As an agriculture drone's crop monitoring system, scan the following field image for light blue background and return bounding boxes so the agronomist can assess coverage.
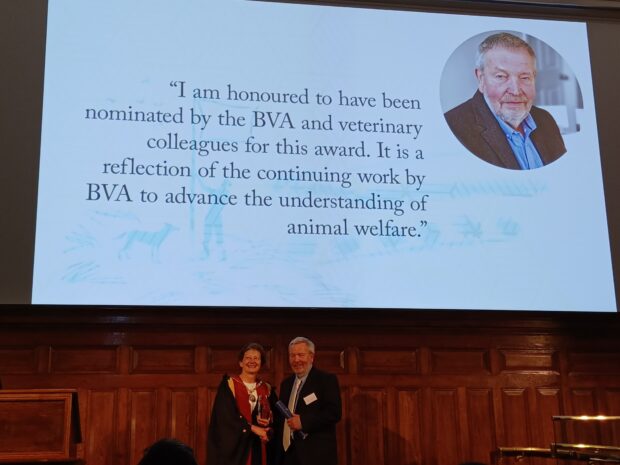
[33,0,615,311]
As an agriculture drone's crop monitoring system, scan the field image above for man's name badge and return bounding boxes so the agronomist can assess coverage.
[303,393,318,405]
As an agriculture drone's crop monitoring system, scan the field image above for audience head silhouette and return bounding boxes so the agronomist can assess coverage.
[137,438,197,465]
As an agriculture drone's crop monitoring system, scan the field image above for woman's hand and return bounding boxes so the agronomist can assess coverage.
[251,425,271,442]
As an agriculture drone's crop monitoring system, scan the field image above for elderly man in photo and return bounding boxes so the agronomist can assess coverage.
[277,337,342,465]
[445,32,566,169]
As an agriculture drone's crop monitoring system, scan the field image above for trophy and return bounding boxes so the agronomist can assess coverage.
[257,394,272,427]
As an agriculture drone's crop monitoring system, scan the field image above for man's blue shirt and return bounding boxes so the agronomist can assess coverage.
[493,111,544,170]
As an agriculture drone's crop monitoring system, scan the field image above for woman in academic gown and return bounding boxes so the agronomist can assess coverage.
[207,342,277,465]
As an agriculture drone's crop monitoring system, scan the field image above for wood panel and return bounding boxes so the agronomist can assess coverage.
[314,348,347,374]
[349,388,387,465]
[51,347,118,374]
[129,390,158,465]
[430,349,490,374]
[358,348,418,375]
[206,347,237,374]
[169,389,197,446]
[499,350,558,373]
[0,389,81,462]
[337,386,350,465]
[395,389,423,465]
[465,388,495,464]
[0,347,38,374]
[533,388,561,446]
[0,399,65,452]
[1,309,619,465]
[567,352,620,375]
[599,389,620,446]
[84,390,117,465]
[569,389,598,415]
[130,347,195,374]
[501,389,530,447]
[431,389,461,465]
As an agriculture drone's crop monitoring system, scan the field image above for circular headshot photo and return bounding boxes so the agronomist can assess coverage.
[441,31,583,170]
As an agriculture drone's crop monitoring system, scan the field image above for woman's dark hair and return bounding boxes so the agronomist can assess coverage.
[137,438,197,465]
[238,342,266,363]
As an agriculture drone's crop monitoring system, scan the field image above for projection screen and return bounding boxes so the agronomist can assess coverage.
[2,0,618,311]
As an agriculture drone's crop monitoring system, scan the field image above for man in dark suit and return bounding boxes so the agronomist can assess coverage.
[445,32,566,170]
[278,337,342,465]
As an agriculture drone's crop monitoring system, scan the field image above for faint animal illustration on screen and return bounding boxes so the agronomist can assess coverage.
[201,180,231,260]
[202,205,225,259]
[117,223,178,260]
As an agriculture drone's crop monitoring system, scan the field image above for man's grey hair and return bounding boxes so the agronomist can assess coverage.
[289,336,315,354]
[475,32,537,72]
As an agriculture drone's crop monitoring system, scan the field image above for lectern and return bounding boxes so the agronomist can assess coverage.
[0,389,82,464]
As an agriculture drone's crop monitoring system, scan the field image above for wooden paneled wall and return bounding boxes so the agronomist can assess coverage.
[1,308,619,465]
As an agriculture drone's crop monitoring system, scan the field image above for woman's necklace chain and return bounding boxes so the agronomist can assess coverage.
[245,381,257,402]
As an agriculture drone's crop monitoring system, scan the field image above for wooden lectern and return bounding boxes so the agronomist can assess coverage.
[0,389,82,464]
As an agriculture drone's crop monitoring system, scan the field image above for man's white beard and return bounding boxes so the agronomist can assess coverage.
[497,105,531,130]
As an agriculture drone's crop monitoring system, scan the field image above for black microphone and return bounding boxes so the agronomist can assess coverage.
[275,400,308,439]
